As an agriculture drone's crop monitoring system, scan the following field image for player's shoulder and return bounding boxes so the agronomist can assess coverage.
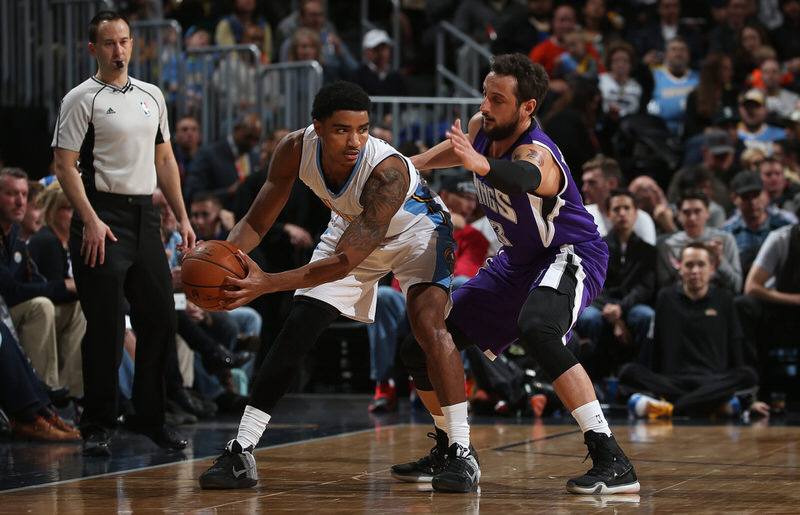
[62,77,105,104]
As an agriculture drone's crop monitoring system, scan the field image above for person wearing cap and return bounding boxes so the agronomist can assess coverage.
[783,109,800,142]
[669,129,737,214]
[737,88,787,155]
[657,190,742,293]
[351,29,407,96]
[722,170,793,274]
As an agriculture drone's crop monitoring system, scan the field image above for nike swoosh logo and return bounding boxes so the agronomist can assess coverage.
[233,466,248,478]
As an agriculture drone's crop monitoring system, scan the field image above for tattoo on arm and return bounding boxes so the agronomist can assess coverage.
[512,147,544,167]
[340,163,409,254]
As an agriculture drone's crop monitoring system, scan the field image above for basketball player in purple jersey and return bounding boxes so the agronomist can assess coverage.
[393,54,640,494]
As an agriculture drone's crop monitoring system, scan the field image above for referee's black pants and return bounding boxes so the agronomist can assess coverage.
[70,193,176,433]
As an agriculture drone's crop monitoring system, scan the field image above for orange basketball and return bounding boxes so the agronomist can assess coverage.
[181,240,246,311]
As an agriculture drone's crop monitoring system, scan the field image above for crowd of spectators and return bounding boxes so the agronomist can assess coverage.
[3,0,800,441]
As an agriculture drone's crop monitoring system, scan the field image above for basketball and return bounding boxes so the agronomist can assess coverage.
[181,240,246,311]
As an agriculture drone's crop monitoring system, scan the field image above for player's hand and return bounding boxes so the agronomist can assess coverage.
[176,218,196,252]
[446,119,490,176]
[284,223,313,248]
[220,250,272,310]
[81,215,117,267]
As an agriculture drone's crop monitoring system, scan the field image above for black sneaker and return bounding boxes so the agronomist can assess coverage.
[566,431,640,494]
[199,439,258,489]
[82,429,111,458]
[431,443,481,493]
[391,427,448,482]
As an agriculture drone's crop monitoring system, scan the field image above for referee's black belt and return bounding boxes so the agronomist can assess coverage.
[88,191,153,207]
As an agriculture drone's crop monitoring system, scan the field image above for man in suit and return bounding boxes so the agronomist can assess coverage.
[628,0,704,69]
[186,112,262,209]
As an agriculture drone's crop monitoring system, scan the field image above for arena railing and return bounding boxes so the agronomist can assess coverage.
[370,96,482,148]
[435,20,493,98]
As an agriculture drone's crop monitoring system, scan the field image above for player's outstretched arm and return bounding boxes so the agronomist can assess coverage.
[220,156,409,309]
[228,129,303,253]
[410,113,482,170]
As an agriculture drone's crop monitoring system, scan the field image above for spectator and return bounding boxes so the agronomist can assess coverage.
[737,88,788,156]
[164,26,212,115]
[770,0,800,64]
[785,109,800,142]
[581,157,657,245]
[186,112,262,209]
[452,0,523,47]
[278,0,358,80]
[529,5,604,93]
[351,29,407,96]
[215,0,273,65]
[669,130,738,214]
[575,189,656,378]
[742,222,800,398]
[619,242,768,419]
[683,53,738,140]
[722,170,794,273]
[708,0,759,56]
[628,0,704,70]
[190,192,234,241]
[0,311,81,441]
[579,0,623,58]
[543,78,608,176]
[733,23,772,88]
[773,138,800,184]
[646,37,699,138]
[274,0,338,56]
[675,166,728,227]
[759,156,800,215]
[491,0,552,55]
[629,175,678,235]
[172,116,202,190]
[0,168,85,398]
[761,58,800,117]
[213,23,267,111]
[552,29,602,82]
[284,27,341,84]
[657,190,742,292]
[19,180,44,241]
[598,41,643,121]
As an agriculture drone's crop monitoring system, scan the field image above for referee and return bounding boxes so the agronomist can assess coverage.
[52,11,195,457]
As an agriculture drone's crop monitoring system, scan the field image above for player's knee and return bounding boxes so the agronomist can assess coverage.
[399,334,433,390]
[517,311,577,381]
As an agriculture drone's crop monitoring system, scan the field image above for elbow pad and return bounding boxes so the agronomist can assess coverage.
[484,158,542,195]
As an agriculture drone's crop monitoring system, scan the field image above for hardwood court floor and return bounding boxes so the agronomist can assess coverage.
[1,404,799,513]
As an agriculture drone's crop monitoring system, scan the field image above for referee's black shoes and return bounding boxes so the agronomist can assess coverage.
[123,415,188,450]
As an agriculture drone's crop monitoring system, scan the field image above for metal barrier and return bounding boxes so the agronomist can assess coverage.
[129,19,182,97]
[258,61,323,135]
[435,20,493,97]
[370,96,482,147]
[0,0,104,122]
[181,45,263,144]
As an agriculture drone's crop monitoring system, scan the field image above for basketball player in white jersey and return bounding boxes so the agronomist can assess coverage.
[199,81,480,492]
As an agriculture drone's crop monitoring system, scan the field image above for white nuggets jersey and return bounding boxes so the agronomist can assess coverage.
[294,124,455,323]
[297,125,430,238]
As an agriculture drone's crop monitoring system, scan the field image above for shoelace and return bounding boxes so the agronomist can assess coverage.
[582,441,618,477]
[442,452,472,474]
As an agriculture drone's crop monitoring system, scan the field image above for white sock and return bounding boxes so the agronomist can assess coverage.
[571,400,611,436]
[236,405,271,449]
[441,401,470,448]
[431,414,447,433]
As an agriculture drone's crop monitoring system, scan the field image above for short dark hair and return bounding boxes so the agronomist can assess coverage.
[605,188,636,211]
[490,53,549,115]
[775,138,798,157]
[311,81,371,121]
[192,191,222,208]
[89,11,130,43]
[679,189,710,208]
[582,156,623,183]
[678,166,712,192]
[756,156,781,173]
[603,41,637,71]
[679,241,713,263]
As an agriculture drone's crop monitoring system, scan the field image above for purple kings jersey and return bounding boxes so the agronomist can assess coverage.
[471,122,602,266]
